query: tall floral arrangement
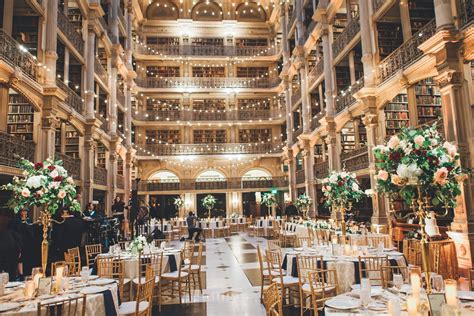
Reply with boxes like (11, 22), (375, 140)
(128, 235), (151, 255)
(261, 193), (277, 207)
(295, 194), (312, 210)
(373, 123), (465, 207)
(2, 157), (80, 214)
(174, 196), (184, 209)
(321, 171), (365, 207)
(202, 194), (216, 210)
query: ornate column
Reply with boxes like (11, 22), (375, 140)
(2, 0), (13, 35)
(286, 148), (297, 201)
(433, 0), (455, 30)
(321, 23), (335, 116)
(40, 116), (61, 160)
(110, 0), (119, 43)
(282, 77), (294, 145)
(325, 132), (340, 171)
(82, 136), (95, 206)
(108, 150), (118, 214)
(294, 52), (312, 134)
(301, 138), (316, 217)
(44, 0), (58, 85)
(358, 0), (376, 85)
(85, 25), (96, 119)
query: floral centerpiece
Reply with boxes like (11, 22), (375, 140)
(174, 196), (184, 216)
(2, 157), (80, 272)
(295, 193), (312, 218)
(128, 235), (153, 255)
(202, 194), (216, 219)
(261, 193), (277, 217)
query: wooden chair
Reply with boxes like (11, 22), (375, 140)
(380, 265), (410, 289)
(358, 255), (389, 286)
(161, 250), (192, 304)
(118, 241), (130, 251)
(296, 237), (312, 248)
(154, 239), (167, 248)
(257, 244), (279, 302)
(266, 249), (299, 308)
(67, 247), (81, 271)
(296, 254), (325, 316)
(367, 235), (390, 248)
(403, 239), (422, 266)
(85, 244), (102, 268)
(97, 257), (131, 301)
(262, 283), (283, 316)
(133, 253), (163, 285)
(37, 294), (86, 316)
(306, 227), (315, 244)
(315, 229), (330, 245)
(183, 241), (204, 294)
(118, 278), (154, 316)
(308, 269), (339, 312)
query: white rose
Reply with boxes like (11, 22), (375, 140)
(388, 135), (400, 149)
(374, 145), (388, 153)
(431, 138), (438, 147)
(49, 181), (60, 189)
(352, 182), (359, 191)
(396, 164), (410, 179)
(443, 142), (457, 158)
(26, 175), (44, 189)
(329, 175), (338, 183)
(66, 177), (74, 184)
(55, 165), (67, 177)
(50, 170), (59, 178)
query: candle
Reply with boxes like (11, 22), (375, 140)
(407, 296), (418, 316)
(445, 279), (458, 307)
(55, 266), (64, 292)
(410, 272), (421, 300)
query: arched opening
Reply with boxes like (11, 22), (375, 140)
(191, 1), (223, 21)
(235, 2), (266, 22)
(242, 168), (272, 179)
(146, 0), (179, 20)
(196, 169), (226, 182)
(149, 170), (180, 182)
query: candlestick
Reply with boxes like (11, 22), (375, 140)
(407, 296), (418, 316)
(445, 279), (458, 307)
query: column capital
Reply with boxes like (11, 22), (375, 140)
(434, 70), (463, 88)
(41, 117), (61, 130)
(362, 112), (378, 127)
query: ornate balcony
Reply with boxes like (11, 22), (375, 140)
(372, 0), (390, 13)
(94, 166), (108, 186)
(308, 60), (324, 80)
(133, 110), (183, 121)
(341, 146), (369, 172)
(379, 19), (436, 83)
(117, 175), (125, 189)
(55, 152), (81, 180)
(237, 109), (280, 120)
(138, 176), (288, 192)
(296, 169), (305, 184)
(293, 126), (303, 139)
(56, 80), (85, 114)
(305, 21), (317, 40)
(192, 111), (227, 121)
(136, 77), (281, 89)
(314, 161), (329, 179)
(310, 116), (321, 131)
(0, 30), (38, 79)
(57, 10), (84, 55)
(0, 132), (35, 168)
(460, 0), (474, 28)
(117, 88), (125, 106)
(135, 43), (278, 57)
(291, 90), (302, 106)
(332, 16), (360, 59)
(94, 58), (108, 84)
(140, 142), (279, 156)
(335, 77), (364, 114)
(132, 109), (282, 122)
(287, 10), (297, 31)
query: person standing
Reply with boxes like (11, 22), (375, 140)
(111, 196), (125, 221)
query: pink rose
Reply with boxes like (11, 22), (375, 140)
(433, 167), (449, 186)
(66, 177), (74, 184)
(21, 188), (30, 197)
(57, 190), (66, 199)
(37, 190), (44, 196)
(414, 135), (425, 147)
(387, 135), (400, 149)
(377, 170), (389, 181)
(391, 174), (403, 186)
(443, 142), (457, 158)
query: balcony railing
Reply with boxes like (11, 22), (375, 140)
(308, 60), (324, 80)
(310, 116), (321, 130)
(293, 126), (303, 139)
(136, 77), (281, 89)
(132, 109), (283, 121)
(55, 152), (81, 179)
(139, 176), (288, 192)
(460, 0), (474, 28)
(291, 90), (302, 105)
(136, 43), (278, 57)
(94, 166), (108, 186)
(133, 110), (183, 121)
(0, 132), (35, 168)
(379, 19), (436, 83)
(332, 16), (360, 59)
(296, 169), (305, 184)
(117, 175), (125, 189)
(341, 146), (369, 172)
(335, 77), (364, 114)
(96, 115), (109, 132)
(305, 21), (317, 40)
(117, 88), (125, 106)
(314, 161), (329, 179)
(57, 10), (84, 55)
(94, 58), (108, 84)
(287, 10), (297, 31)
(0, 29), (38, 79)
(192, 111), (227, 121)
(140, 142), (279, 156)
(372, 0), (390, 13)
(56, 80), (84, 114)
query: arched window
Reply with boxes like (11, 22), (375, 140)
(191, 1), (223, 21)
(196, 170), (226, 182)
(242, 168), (272, 180)
(149, 170), (180, 182)
(146, 0), (179, 20)
(235, 2), (266, 22)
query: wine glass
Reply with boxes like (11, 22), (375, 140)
(433, 275), (444, 292)
(393, 274), (404, 290)
(80, 267), (90, 286)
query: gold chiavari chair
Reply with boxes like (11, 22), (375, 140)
(183, 241), (204, 294)
(85, 244), (102, 268)
(271, 221), (281, 239)
(296, 254), (325, 316)
(118, 241), (130, 251)
(256, 219), (266, 237)
(315, 229), (330, 245)
(154, 239), (167, 248)
(247, 219), (258, 237)
(266, 249), (299, 308)
(267, 240), (282, 252)
(380, 265), (410, 289)
(367, 235), (390, 248)
(279, 224), (297, 248)
(67, 247), (81, 271)
(161, 250), (192, 304)
(308, 269), (339, 312)
(469, 270), (474, 291)
(403, 239), (422, 266)
(118, 277), (155, 316)
(257, 244), (279, 302)
(51, 260), (80, 277)
(358, 255), (389, 286)
(263, 283), (283, 316)
(37, 294), (86, 316)
(96, 257), (131, 302)
(296, 237), (312, 248)
(133, 253), (163, 285)
(306, 227), (315, 244)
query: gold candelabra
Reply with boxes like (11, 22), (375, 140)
(39, 210), (51, 274)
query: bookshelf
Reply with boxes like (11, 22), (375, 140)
(358, 120), (367, 145)
(335, 66), (351, 92)
(191, 38), (224, 46)
(96, 143), (106, 168)
(192, 99), (226, 111)
(67, 7), (83, 30)
(12, 16), (39, 56)
(146, 37), (180, 45)
(146, 130), (181, 144)
(192, 67), (225, 77)
(415, 78), (441, 125)
(408, 0), (435, 34)
(384, 93), (410, 135)
(117, 156), (124, 175)
(341, 127), (355, 153)
(238, 129), (272, 143)
(236, 67), (268, 78)
(237, 99), (270, 110)
(377, 21), (404, 59)
(7, 94), (34, 141)
(146, 66), (180, 77)
(55, 128), (61, 153)
(235, 38), (268, 46)
(65, 125), (80, 159)
(146, 99), (181, 111)
(193, 130), (227, 143)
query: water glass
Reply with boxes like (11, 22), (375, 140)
(80, 267), (90, 285)
(393, 274), (404, 290)
(0, 272), (8, 285)
(360, 288), (371, 308)
(433, 275), (444, 292)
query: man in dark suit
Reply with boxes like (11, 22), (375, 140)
(52, 206), (85, 260)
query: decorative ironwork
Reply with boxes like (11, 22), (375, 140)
(0, 29), (38, 79)
(332, 15), (360, 59)
(372, 0), (390, 13)
(314, 161), (329, 179)
(335, 77), (365, 114)
(116, 88), (125, 106)
(95, 115), (109, 132)
(117, 175), (125, 189)
(55, 152), (81, 179)
(0, 132), (35, 168)
(310, 116), (321, 130)
(291, 90), (302, 106)
(341, 146), (369, 172)
(305, 21), (316, 40)
(56, 80), (84, 114)
(135, 43), (278, 57)
(94, 166), (108, 186)
(237, 110), (276, 120)
(287, 10), (297, 31)
(133, 110), (182, 121)
(192, 111), (227, 121)
(57, 10), (84, 55)
(379, 19), (436, 83)
(308, 60), (324, 80)
(460, 0), (474, 28)
(140, 142), (279, 156)
(132, 109), (282, 121)
(94, 58), (107, 83)
(293, 126), (303, 139)
(136, 77), (281, 89)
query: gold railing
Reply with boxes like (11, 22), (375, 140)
(57, 10), (84, 55)
(116, 88), (125, 106)
(332, 15), (360, 59)
(0, 29), (38, 79)
(314, 161), (329, 179)
(460, 0), (474, 28)
(94, 166), (108, 186)
(335, 77), (365, 114)
(56, 80), (84, 114)
(379, 19), (436, 83)
(135, 43), (278, 57)
(55, 152), (81, 179)
(136, 77), (281, 89)
(0, 132), (35, 168)
(287, 10), (297, 31)
(341, 146), (369, 172)
(308, 59), (324, 80)
(94, 58), (108, 83)
(140, 142), (279, 156)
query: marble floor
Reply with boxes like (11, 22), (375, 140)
(154, 232), (296, 316)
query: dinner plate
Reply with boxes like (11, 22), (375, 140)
(90, 278), (115, 286)
(5, 281), (23, 288)
(368, 301), (387, 311)
(351, 284), (383, 291)
(0, 302), (20, 312)
(458, 291), (474, 301)
(80, 286), (108, 294)
(351, 288), (384, 297)
(325, 297), (359, 310)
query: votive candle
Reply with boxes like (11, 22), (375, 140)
(445, 279), (458, 307)
(55, 266), (64, 292)
(407, 296), (418, 316)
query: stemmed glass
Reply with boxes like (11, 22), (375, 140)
(393, 274), (404, 291)
(80, 267), (90, 286)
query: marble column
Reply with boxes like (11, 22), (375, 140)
(287, 148), (297, 201)
(297, 58), (312, 134)
(433, 0), (455, 30)
(2, 0), (13, 36)
(358, 0), (375, 85)
(82, 135), (95, 205)
(283, 77), (294, 145)
(85, 26), (96, 119)
(44, 0), (58, 85)
(321, 25), (335, 116)
(40, 116), (60, 160)
(302, 139), (316, 217)
(110, 0), (119, 43)
(325, 133), (340, 171)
